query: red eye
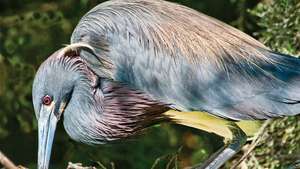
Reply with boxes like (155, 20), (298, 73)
(42, 95), (52, 105)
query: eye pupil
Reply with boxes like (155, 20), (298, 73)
(42, 95), (52, 105)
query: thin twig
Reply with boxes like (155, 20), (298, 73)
(0, 150), (19, 169)
(95, 161), (107, 169)
(150, 153), (170, 169)
(151, 146), (182, 169)
(166, 154), (177, 169)
(67, 162), (97, 169)
(230, 120), (272, 169)
(110, 162), (115, 169)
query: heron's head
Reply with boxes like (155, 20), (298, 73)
(32, 44), (96, 169)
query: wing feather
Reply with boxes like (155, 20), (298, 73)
(70, 0), (300, 120)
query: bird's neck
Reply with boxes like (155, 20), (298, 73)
(63, 73), (105, 144)
(63, 78), (170, 144)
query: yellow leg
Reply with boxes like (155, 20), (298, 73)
(163, 110), (263, 169)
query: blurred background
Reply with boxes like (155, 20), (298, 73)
(0, 0), (299, 168)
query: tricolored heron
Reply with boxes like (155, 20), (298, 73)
(32, 0), (300, 168)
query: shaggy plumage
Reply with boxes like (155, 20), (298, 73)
(69, 0), (300, 121)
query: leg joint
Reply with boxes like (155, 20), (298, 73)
(227, 122), (247, 150)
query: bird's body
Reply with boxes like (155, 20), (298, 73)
(71, 0), (300, 121)
(32, 0), (300, 169)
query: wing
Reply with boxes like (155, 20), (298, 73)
(70, 0), (300, 120)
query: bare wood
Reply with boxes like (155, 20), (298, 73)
(0, 151), (99, 169)
(67, 162), (97, 169)
(0, 151), (18, 169)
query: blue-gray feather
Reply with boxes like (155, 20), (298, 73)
(33, 49), (169, 144)
(70, 0), (300, 120)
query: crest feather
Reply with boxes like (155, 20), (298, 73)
(59, 42), (96, 57)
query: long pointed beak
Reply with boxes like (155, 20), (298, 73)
(38, 103), (58, 169)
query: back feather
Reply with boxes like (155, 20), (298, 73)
(70, 0), (300, 120)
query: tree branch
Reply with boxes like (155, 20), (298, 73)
(0, 150), (19, 169)
(0, 150), (99, 169)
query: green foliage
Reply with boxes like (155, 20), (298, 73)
(233, 117), (300, 169)
(229, 0), (300, 168)
(250, 0), (300, 55)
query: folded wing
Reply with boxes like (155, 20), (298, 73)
(70, 0), (300, 120)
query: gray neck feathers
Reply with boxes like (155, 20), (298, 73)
(64, 77), (169, 144)
(59, 55), (169, 144)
